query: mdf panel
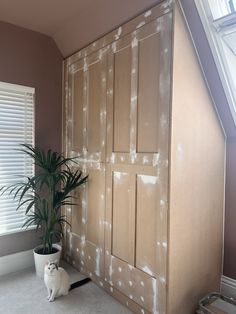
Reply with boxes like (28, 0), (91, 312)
(137, 33), (160, 153)
(69, 49), (107, 162)
(105, 10), (172, 314)
(68, 165), (106, 279)
(63, 2), (179, 313)
(112, 171), (135, 265)
(113, 46), (131, 153)
(71, 69), (84, 153)
(106, 255), (157, 313)
(63, 2), (226, 313)
(64, 49), (107, 281)
(136, 174), (158, 276)
(86, 168), (104, 245)
(106, 16), (169, 169)
(87, 61), (103, 155)
(167, 5), (225, 314)
(105, 164), (159, 313)
(66, 49), (107, 162)
(71, 184), (83, 236)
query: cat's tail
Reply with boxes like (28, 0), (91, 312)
(69, 278), (91, 291)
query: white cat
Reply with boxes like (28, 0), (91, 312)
(44, 261), (70, 302)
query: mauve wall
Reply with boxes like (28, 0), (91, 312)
(224, 140), (236, 279)
(0, 21), (62, 256)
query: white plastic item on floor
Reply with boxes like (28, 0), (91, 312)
(197, 292), (236, 314)
(33, 244), (61, 278)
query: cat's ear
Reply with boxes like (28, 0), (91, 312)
(54, 260), (59, 270)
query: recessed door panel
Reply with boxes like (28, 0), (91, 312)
(112, 171), (135, 265)
(71, 183), (83, 236)
(88, 61), (103, 155)
(137, 33), (160, 153)
(86, 168), (104, 246)
(136, 174), (158, 276)
(113, 46), (132, 153)
(72, 69), (84, 153)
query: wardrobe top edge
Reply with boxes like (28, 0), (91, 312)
(64, 0), (174, 67)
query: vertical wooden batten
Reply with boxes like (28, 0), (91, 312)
(63, 1), (225, 313)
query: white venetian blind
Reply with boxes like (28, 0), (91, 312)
(0, 81), (35, 235)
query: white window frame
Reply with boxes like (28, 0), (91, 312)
(195, 0), (236, 126)
(0, 81), (35, 236)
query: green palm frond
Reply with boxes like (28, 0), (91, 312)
(1, 144), (87, 254)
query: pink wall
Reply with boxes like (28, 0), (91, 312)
(0, 21), (62, 256)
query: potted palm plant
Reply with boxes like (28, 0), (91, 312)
(0, 144), (87, 277)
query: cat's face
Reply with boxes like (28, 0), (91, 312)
(44, 261), (59, 275)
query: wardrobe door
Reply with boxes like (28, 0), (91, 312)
(105, 12), (172, 313)
(64, 48), (107, 279)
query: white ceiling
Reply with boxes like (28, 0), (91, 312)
(0, 0), (160, 57)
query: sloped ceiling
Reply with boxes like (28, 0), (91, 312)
(0, 0), (161, 57)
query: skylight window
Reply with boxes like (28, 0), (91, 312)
(208, 0), (236, 19)
(195, 0), (236, 125)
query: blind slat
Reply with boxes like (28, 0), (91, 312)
(0, 81), (35, 235)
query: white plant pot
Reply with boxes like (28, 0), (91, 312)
(33, 243), (62, 278)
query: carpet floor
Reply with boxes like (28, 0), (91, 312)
(0, 262), (132, 314)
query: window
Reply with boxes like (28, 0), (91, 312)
(0, 82), (35, 235)
(208, 0), (236, 19)
(195, 0), (236, 125)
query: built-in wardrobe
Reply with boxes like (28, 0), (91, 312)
(63, 1), (225, 313)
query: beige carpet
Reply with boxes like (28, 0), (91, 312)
(0, 261), (132, 314)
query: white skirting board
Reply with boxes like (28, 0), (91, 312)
(0, 250), (34, 276)
(221, 275), (236, 299)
